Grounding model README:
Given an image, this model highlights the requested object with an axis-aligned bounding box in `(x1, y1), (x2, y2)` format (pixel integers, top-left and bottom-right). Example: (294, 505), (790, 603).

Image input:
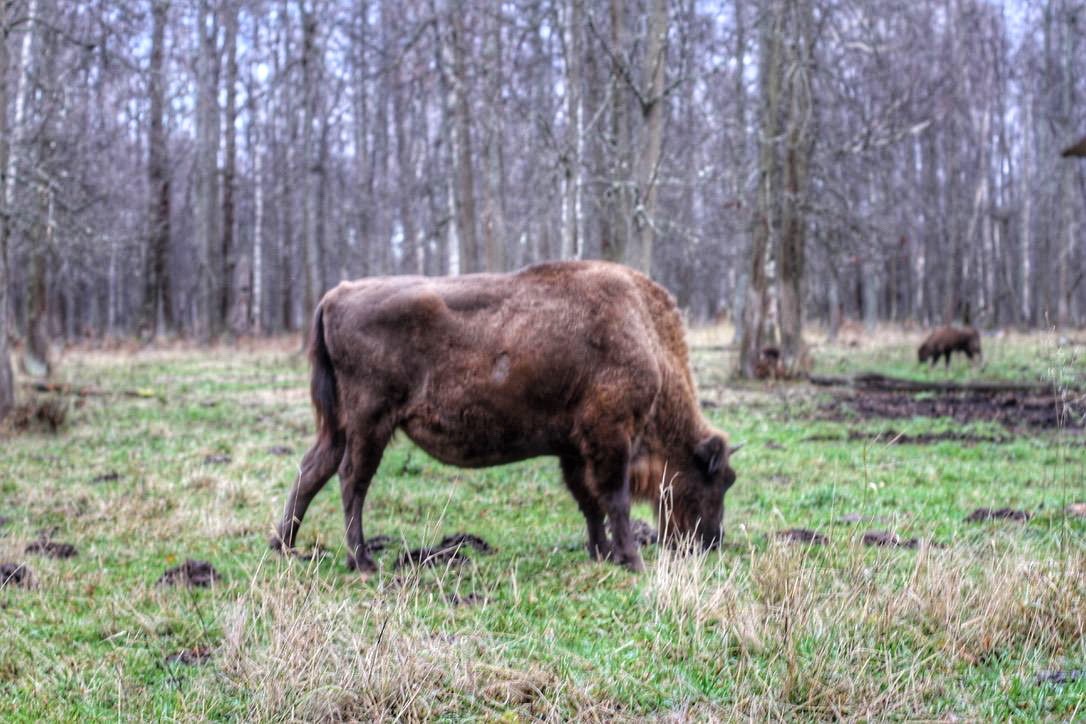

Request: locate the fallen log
(807, 372), (1069, 395)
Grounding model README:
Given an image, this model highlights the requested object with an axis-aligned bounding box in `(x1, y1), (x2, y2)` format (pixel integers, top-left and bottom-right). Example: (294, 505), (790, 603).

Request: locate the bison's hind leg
(339, 419), (394, 574)
(272, 431), (346, 553)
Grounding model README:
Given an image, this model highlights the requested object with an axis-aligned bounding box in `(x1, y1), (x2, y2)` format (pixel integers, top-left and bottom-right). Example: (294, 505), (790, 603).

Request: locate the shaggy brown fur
(918, 326), (982, 367)
(271, 261), (737, 573)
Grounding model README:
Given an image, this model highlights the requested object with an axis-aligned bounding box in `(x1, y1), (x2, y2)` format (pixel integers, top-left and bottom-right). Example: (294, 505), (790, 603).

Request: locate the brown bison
(271, 260), (737, 573)
(918, 326), (982, 367)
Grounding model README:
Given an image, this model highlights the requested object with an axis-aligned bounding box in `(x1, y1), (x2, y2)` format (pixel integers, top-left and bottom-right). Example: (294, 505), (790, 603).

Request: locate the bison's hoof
(616, 550), (645, 573)
(587, 540), (612, 561)
(269, 536), (292, 554)
(347, 555), (378, 574)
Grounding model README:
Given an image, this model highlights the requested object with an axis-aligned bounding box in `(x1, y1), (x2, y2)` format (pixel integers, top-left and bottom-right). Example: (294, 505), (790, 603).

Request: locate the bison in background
(272, 260), (738, 574)
(918, 326), (982, 367)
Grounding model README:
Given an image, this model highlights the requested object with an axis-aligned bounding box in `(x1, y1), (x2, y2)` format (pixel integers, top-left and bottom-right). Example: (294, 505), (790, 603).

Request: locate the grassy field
(1, 329), (1084, 720)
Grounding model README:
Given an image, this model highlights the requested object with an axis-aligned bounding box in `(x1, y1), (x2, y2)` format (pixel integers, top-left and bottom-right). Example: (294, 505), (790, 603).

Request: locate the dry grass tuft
(645, 539), (1086, 720)
(212, 560), (598, 721)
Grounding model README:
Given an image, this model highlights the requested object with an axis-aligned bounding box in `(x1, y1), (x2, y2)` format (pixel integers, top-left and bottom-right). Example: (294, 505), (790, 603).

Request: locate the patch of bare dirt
(156, 559), (221, 587)
(203, 454), (231, 466)
(1036, 669), (1085, 685)
(164, 646), (213, 665)
(397, 533), (493, 569)
(91, 471), (121, 484)
(965, 507), (1033, 523)
(0, 563), (32, 588)
(806, 429), (1008, 445)
(861, 531), (919, 549)
(447, 592), (485, 606)
(820, 389), (1084, 430)
(776, 528), (829, 545)
(25, 539), (78, 559)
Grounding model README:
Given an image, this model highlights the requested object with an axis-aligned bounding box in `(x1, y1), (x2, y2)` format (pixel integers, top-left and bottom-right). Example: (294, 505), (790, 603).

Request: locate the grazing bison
(918, 325), (982, 367)
(271, 261), (737, 573)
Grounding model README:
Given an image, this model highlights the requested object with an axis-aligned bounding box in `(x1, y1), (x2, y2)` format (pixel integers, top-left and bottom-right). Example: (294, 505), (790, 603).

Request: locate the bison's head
(917, 343), (931, 363)
(661, 433), (738, 550)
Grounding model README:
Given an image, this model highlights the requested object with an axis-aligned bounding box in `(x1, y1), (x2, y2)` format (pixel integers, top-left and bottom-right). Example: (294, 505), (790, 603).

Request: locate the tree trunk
(776, 0), (814, 373)
(222, 1), (241, 333)
(481, 9), (506, 273)
(195, 0), (220, 340)
(631, 0), (668, 276)
(560, 0), (584, 260)
(738, 1), (781, 378)
(249, 11), (264, 333)
(145, 0), (172, 337)
(0, 0), (11, 421)
(448, 1), (478, 274)
(300, 3), (323, 314)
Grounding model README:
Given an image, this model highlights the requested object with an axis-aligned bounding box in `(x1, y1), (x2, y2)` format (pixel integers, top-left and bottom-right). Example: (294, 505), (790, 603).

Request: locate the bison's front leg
(560, 456), (611, 561)
(339, 430), (391, 574)
(587, 444), (644, 573)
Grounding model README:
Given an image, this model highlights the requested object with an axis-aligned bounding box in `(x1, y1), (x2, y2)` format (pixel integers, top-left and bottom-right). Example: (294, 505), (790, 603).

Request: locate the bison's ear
(695, 435), (727, 477)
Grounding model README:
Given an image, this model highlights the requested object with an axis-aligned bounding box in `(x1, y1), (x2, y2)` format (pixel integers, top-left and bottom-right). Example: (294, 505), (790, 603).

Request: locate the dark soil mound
(807, 429), (1008, 445)
(157, 559), (221, 587)
(821, 389), (1084, 430)
(25, 539), (78, 559)
(1036, 669), (1084, 685)
(0, 562), (32, 588)
(776, 528), (829, 545)
(861, 531), (918, 549)
(164, 646), (213, 665)
(965, 507), (1032, 523)
(397, 532), (493, 569)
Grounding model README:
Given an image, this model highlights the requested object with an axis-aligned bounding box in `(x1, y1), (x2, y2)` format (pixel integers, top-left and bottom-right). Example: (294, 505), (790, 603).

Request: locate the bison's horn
(728, 443), (745, 456)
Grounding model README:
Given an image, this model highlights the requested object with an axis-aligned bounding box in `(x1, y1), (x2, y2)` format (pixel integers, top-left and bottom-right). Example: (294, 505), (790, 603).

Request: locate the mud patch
(631, 519), (658, 547)
(776, 528), (829, 545)
(25, 539), (78, 559)
(820, 389), (1084, 430)
(365, 534), (392, 554)
(156, 559), (221, 587)
(806, 429), (1008, 445)
(1036, 669), (1085, 685)
(447, 592), (485, 607)
(397, 533), (492, 569)
(164, 646), (213, 665)
(91, 471), (121, 484)
(0, 563), (32, 588)
(965, 507), (1033, 523)
(861, 531), (919, 549)
(203, 454), (231, 466)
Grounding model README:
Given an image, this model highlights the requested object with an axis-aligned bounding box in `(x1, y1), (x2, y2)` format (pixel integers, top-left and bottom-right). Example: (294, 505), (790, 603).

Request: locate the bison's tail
(309, 305), (339, 445)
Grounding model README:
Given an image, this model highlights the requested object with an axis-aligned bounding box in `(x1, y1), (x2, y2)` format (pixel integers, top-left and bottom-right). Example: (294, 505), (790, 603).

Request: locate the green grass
(1, 334), (1085, 720)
